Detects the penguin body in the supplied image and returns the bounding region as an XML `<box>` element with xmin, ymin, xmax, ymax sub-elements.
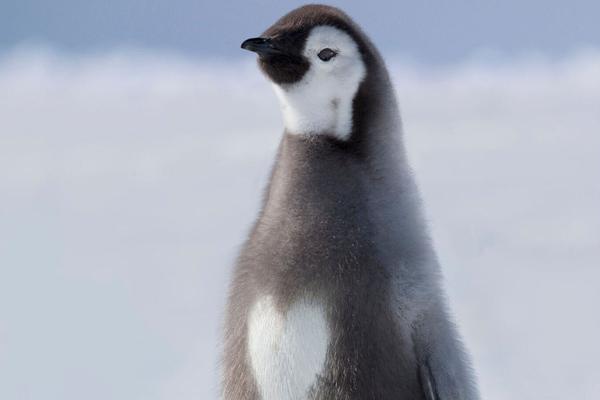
<box><xmin>223</xmin><ymin>5</ymin><xmax>478</xmax><ymax>400</ymax></box>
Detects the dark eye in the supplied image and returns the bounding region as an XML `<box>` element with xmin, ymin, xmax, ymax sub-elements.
<box><xmin>317</xmin><ymin>48</ymin><xmax>337</xmax><ymax>61</ymax></box>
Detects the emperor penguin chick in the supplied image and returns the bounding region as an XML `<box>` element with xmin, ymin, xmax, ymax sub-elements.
<box><xmin>223</xmin><ymin>5</ymin><xmax>479</xmax><ymax>400</ymax></box>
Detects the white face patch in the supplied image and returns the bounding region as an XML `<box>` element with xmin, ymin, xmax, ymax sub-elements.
<box><xmin>273</xmin><ymin>25</ymin><xmax>366</xmax><ymax>140</ymax></box>
<box><xmin>247</xmin><ymin>296</ymin><xmax>329</xmax><ymax>400</ymax></box>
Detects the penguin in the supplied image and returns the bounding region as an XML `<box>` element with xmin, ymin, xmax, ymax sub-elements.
<box><xmin>222</xmin><ymin>5</ymin><xmax>479</xmax><ymax>400</ymax></box>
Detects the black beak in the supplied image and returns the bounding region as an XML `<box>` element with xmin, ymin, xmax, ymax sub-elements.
<box><xmin>241</xmin><ymin>37</ymin><xmax>283</xmax><ymax>56</ymax></box>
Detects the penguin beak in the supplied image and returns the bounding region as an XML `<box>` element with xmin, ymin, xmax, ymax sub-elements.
<box><xmin>241</xmin><ymin>37</ymin><xmax>283</xmax><ymax>56</ymax></box>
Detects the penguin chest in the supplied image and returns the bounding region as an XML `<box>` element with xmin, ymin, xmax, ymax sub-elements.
<box><xmin>247</xmin><ymin>296</ymin><xmax>329</xmax><ymax>400</ymax></box>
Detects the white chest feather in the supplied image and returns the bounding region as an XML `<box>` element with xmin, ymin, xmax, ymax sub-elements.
<box><xmin>247</xmin><ymin>296</ymin><xmax>329</xmax><ymax>400</ymax></box>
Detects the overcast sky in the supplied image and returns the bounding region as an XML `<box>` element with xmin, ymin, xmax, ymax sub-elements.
<box><xmin>2</xmin><ymin>0</ymin><xmax>600</xmax><ymax>63</ymax></box>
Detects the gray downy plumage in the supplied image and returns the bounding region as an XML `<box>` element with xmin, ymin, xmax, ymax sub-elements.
<box><xmin>222</xmin><ymin>4</ymin><xmax>479</xmax><ymax>400</ymax></box>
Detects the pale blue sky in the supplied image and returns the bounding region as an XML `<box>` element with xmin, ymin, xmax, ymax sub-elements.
<box><xmin>2</xmin><ymin>0</ymin><xmax>600</xmax><ymax>63</ymax></box>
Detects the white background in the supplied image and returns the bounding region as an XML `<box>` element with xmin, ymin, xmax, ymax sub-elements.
<box><xmin>1</xmin><ymin>48</ymin><xmax>599</xmax><ymax>399</ymax></box>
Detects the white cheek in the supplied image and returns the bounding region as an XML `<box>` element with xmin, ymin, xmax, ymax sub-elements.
<box><xmin>273</xmin><ymin>26</ymin><xmax>366</xmax><ymax>140</ymax></box>
<box><xmin>247</xmin><ymin>296</ymin><xmax>329</xmax><ymax>400</ymax></box>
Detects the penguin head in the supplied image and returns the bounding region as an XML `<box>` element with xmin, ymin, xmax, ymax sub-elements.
<box><xmin>241</xmin><ymin>5</ymin><xmax>379</xmax><ymax>141</ymax></box>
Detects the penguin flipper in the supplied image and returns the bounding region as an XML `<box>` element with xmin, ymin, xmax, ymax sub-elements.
<box><xmin>413</xmin><ymin>302</ymin><xmax>480</xmax><ymax>400</ymax></box>
<box><xmin>419</xmin><ymin>360</ymin><xmax>439</xmax><ymax>400</ymax></box>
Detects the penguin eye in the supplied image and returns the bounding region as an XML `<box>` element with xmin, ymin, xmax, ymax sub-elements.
<box><xmin>317</xmin><ymin>48</ymin><xmax>337</xmax><ymax>61</ymax></box>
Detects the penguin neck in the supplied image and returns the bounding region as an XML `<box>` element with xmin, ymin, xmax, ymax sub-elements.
<box><xmin>352</xmin><ymin>63</ymin><xmax>404</xmax><ymax>148</ymax></box>
<box><xmin>263</xmin><ymin>100</ymin><xmax>405</xmax><ymax>219</ymax></box>
<box><xmin>262</xmin><ymin>134</ymin><xmax>370</xmax><ymax>227</ymax></box>
<box><xmin>273</xmin><ymin>82</ymin><xmax>356</xmax><ymax>141</ymax></box>
<box><xmin>261</xmin><ymin>62</ymin><xmax>410</xmax><ymax>218</ymax></box>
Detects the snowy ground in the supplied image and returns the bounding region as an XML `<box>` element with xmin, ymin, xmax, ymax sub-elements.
<box><xmin>1</xmin><ymin>47</ymin><xmax>599</xmax><ymax>400</ymax></box>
